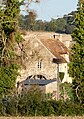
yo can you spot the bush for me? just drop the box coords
[0,87,84,116]
[18,86,45,116]
[41,101,55,116]
[0,99,3,116]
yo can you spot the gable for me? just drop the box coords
[22,32,68,63]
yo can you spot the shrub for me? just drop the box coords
[0,87,84,116]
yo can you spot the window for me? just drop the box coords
[38,59,42,69]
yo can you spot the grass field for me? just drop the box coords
[0,117,84,119]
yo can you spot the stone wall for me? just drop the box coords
[17,34,57,83]
[16,32,72,83]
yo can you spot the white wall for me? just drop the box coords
[45,81,57,93]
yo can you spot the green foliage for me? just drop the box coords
[0,0,41,99]
[19,11,37,30]
[60,101,84,116]
[0,0,23,97]
[15,32,23,43]
[49,100,63,116]
[46,19,57,32]
[1,0,22,36]
[40,101,55,116]
[0,64,19,97]
[65,25,76,34]
[0,89,84,116]
[59,83,74,101]
[55,18,67,33]
[18,86,45,116]
[59,72,65,81]
[19,11,76,34]
[0,0,23,64]
[5,95,19,116]
[69,2,84,103]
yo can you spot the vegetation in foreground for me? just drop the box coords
[0,87,84,116]
[68,0,84,104]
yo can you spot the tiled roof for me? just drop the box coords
[22,32,69,63]
[40,38,68,63]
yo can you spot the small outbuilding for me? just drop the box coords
[18,79,58,94]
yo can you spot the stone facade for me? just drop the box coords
[16,32,72,84]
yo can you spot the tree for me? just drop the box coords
[45,19,57,32]
[65,25,75,34]
[69,1,84,103]
[0,0,23,97]
[56,18,67,33]
[0,0,40,97]
[34,20,46,31]
[64,11,76,34]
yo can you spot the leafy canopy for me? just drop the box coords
[69,1,84,103]
[0,0,23,96]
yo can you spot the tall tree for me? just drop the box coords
[0,0,23,97]
[0,0,40,97]
[69,0,84,103]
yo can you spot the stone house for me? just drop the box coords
[16,32,72,85]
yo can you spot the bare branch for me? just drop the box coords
[76,85,82,103]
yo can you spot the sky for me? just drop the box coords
[21,0,78,21]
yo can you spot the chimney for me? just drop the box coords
[53,35,56,39]
[59,34,62,42]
